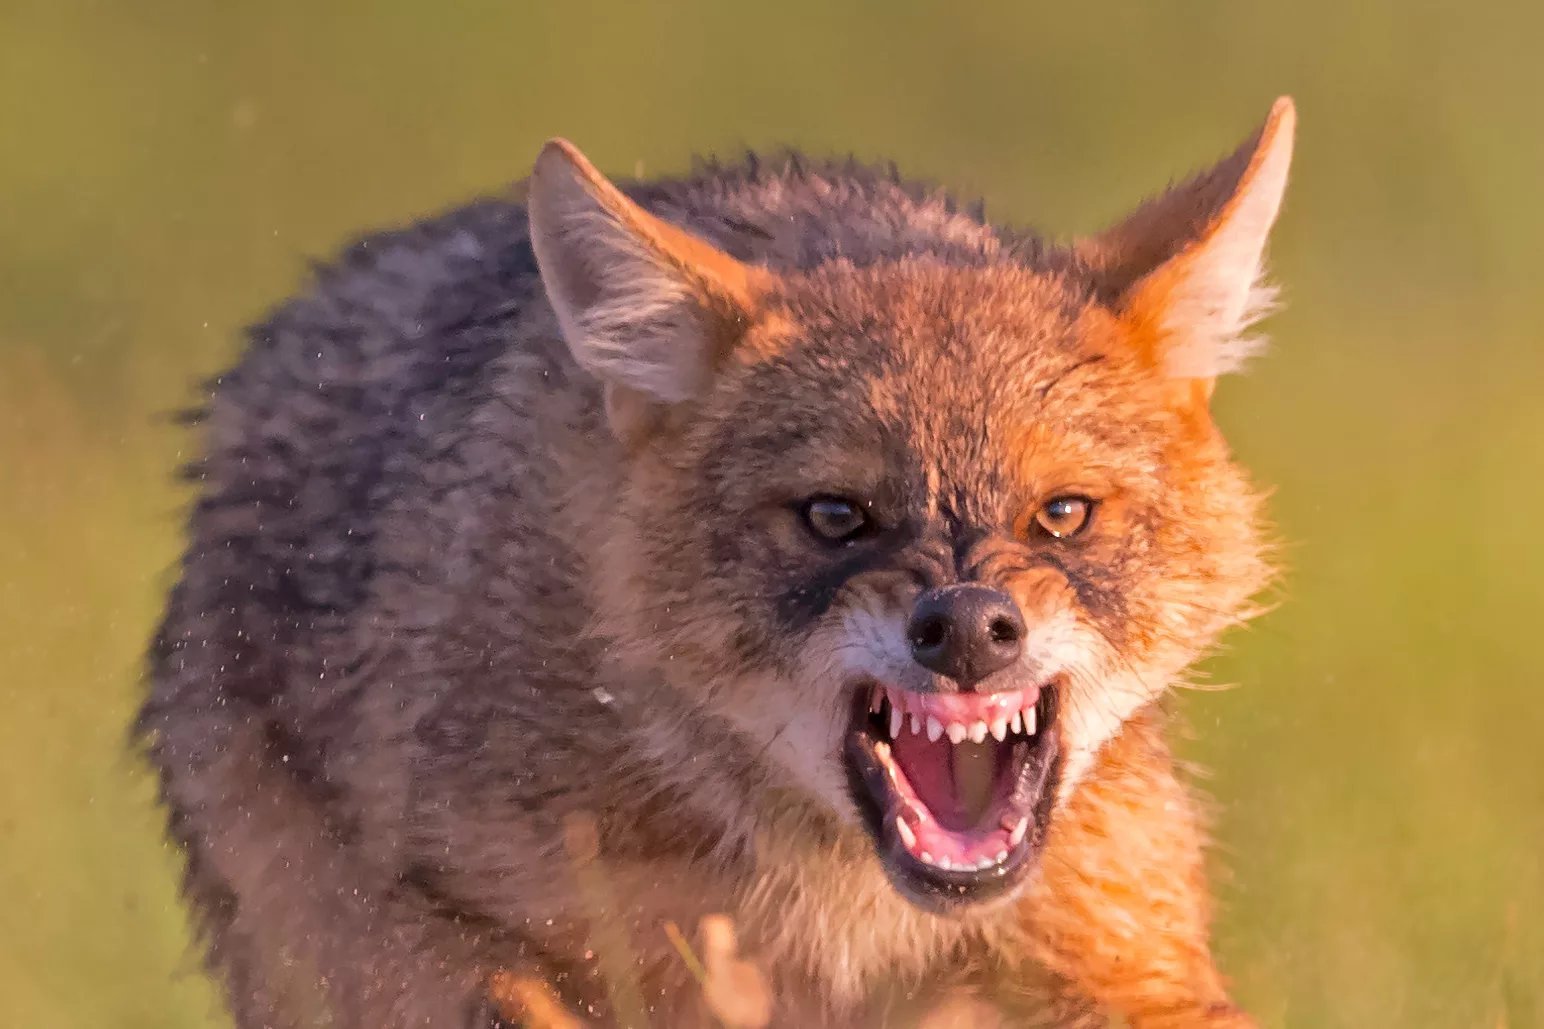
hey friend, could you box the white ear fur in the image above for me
[1086,97,1296,383]
[526,139,764,408]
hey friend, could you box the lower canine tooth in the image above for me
[1009,817,1029,847]
[895,815,917,849]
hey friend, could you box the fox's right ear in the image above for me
[527,139,771,443]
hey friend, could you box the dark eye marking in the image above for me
[777,521,918,630]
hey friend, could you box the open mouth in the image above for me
[842,680,1062,910]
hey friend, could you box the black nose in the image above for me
[906,584,1025,688]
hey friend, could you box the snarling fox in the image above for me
[140,97,1296,1027]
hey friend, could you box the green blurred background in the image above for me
[3,2,1540,1026]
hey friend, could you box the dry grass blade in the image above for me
[698,914,773,1029]
[488,972,583,1029]
[562,811,653,1029]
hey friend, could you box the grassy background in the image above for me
[2,2,1541,1025]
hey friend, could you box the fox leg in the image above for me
[1002,705,1254,1028]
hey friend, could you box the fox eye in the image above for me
[1032,496,1096,539]
[800,496,872,545]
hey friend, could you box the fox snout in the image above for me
[907,584,1026,689]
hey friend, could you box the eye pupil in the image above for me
[802,497,870,544]
[1033,496,1095,539]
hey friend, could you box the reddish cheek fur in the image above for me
[1039,322,1269,666]
[1151,412,1272,633]
[1084,432,1266,667]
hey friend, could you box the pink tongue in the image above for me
[890,731,972,829]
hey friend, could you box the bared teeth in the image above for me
[870,685,1046,749]
[895,815,917,850]
[1008,817,1029,847]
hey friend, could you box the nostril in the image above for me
[910,614,949,652]
[987,616,1020,645]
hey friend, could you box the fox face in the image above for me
[529,101,1292,913]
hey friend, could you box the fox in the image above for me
[139,97,1296,1028]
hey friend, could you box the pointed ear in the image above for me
[1079,97,1296,393]
[527,139,770,439]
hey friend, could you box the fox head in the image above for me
[528,100,1293,913]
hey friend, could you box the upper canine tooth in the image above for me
[1023,706,1037,735]
[968,721,988,743]
[926,716,944,743]
[946,723,968,745]
[1009,817,1029,847]
[869,687,884,713]
[889,704,904,740]
[990,717,1008,742]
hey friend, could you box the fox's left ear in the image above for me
[527,139,772,443]
[1078,97,1296,399]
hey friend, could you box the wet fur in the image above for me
[141,116,1287,1027]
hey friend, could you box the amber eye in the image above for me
[1032,496,1096,539]
[800,496,872,544]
